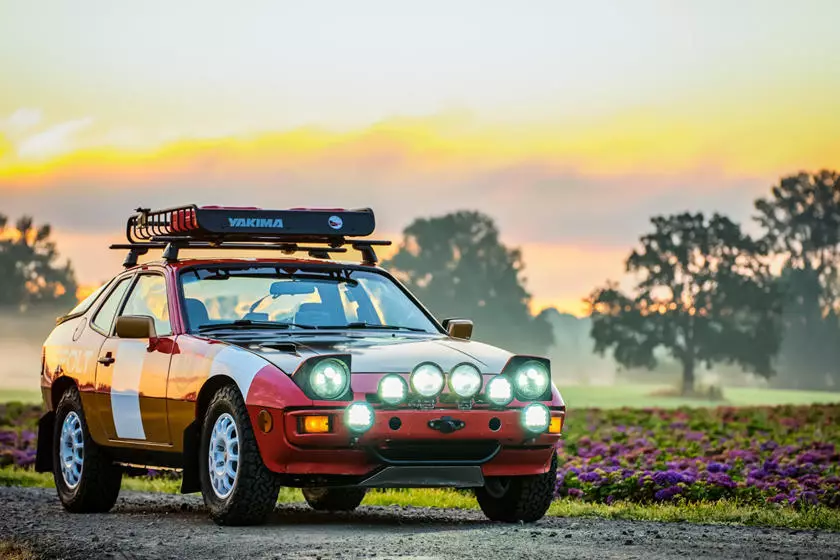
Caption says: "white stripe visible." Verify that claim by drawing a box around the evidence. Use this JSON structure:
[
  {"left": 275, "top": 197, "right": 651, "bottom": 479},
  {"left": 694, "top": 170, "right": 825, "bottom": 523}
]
[
  {"left": 110, "top": 342, "right": 147, "bottom": 440},
  {"left": 209, "top": 346, "right": 268, "bottom": 399}
]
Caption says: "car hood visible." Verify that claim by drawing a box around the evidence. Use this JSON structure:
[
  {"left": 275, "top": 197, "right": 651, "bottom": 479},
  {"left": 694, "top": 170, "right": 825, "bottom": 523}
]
[{"left": 243, "top": 333, "right": 514, "bottom": 374}]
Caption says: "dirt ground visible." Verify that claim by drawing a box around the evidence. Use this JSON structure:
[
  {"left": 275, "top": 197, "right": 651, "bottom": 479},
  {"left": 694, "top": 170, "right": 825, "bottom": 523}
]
[{"left": 2, "top": 487, "right": 838, "bottom": 560}]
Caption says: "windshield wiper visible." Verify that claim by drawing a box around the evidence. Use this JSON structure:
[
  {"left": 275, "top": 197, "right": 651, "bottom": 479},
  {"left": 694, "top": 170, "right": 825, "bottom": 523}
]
[
  {"left": 320, "top": 322, "right": 429, "bottom": 332},
  {"left": 196, "top": 320, "right": 318, "bottom": 333}
]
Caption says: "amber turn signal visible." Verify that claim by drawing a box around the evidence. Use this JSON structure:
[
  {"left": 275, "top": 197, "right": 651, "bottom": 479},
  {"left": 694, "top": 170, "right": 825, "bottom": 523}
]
[
  {"left": 549, "top": 416, "right": 563, "bottom": 434},
  {"left": 257, "top": 409, "right": 273, "bottom": 433},
  {"left": 300, "top": 415, "right": 331, "bottom": 434}
]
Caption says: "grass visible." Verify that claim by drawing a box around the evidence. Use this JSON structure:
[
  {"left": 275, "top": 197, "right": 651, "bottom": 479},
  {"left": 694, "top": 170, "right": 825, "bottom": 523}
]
[
  {"left": 0, "top": 389, "right": 41, "bottom": 404},
  {"left": 559, "top": 383, "right": 840, "bottom": 409},
  {"left": 3, "top": 467, "right": 838, "bottom": 531}
]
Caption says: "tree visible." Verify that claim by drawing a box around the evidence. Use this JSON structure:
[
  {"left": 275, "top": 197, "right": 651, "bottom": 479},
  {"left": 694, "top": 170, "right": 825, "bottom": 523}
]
[
  {"left": 0, "top": 214, "right": 78, "bottom": 310},
  {"left": 754, "top": 170, "right": 840, "bottom": 311},
  {"left": 587, "top": 212, "right": 781, "bottom": 395},
  {"left": 382, "top": 211, "right": 553, "bottom": 355},
  {"left": 754, "top": 170, "right": 840, "bottom": 389}
]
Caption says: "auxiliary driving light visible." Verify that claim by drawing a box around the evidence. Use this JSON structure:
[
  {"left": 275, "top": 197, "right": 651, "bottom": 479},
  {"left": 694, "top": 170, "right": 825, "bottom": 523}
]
[
  {"left": 309, "top": 358, "right": 350, "bottom": 400},
  {"left": 486, "top": 376, "right": 514, "bottom": 406},
  {"left": 378, "top": 374, "right": 408, "bottom": 405},
  {"left": 522, "top": 402, "right": 551, "bottom": 433},
  {"left": 449, "top": 363, "right": 482, "bottom": 399},
  {"left": 345, "top": 402, "right": 375, "bottom": 433},
  {"left": 410, "top": 363, "right": 445, "bottom": 398},
  {"left": 514, "top": 361, "right": 550, "bottom": 400}
]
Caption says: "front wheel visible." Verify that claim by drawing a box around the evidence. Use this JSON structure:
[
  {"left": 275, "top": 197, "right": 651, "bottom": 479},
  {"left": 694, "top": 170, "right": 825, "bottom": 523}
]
[
  {"left": 53, "top": 387, "right": 122, "bottom": 513},
  {"left": 302, "top": 487, "right": 367, "bottom": 511},
  {"left": 475, "top": 453, "right": 556, "bottom": 523},
  {"left": 199, "top": 385, "right": 281, "bottom": 526}
]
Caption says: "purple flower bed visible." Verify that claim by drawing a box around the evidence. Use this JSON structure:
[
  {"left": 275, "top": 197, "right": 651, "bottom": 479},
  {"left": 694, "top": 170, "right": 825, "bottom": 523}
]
[
  {"left": 555, "top": 404, "right": 840, "bottom": 508},
  {"left": 0, "top": 402, "right": 41, "bottom": 468},
  {"left": 3, "top": 399, "right": 839, "bottom": 509}
]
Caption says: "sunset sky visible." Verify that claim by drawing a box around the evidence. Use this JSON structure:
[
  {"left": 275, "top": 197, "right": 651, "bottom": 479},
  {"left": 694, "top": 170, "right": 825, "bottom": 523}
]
[{"left": 1, "top": 1, "right": 838, "bottom": 315}]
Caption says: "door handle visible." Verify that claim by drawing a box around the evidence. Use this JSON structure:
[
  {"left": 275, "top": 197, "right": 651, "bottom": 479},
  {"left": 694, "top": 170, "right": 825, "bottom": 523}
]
[{"left": 98, "top": 353, "right": 115, "bottom": 366}]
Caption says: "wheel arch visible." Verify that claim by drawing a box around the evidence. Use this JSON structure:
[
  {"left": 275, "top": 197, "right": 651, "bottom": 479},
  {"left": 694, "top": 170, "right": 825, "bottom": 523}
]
[
  {"left": 181, "top": 374, "right": 242, "bottom": 494},
  {"left": 50, "top": 376, "right": 79, "bottom": 410}
]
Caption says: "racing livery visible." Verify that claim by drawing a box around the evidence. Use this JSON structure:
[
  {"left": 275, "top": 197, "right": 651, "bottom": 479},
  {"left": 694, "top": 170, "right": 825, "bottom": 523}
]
[{"left": 36, "top": 205, "right": 566, "bottom": 525}]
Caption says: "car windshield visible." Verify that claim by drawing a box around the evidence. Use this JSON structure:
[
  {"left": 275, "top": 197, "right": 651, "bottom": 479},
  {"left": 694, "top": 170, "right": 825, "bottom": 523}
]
[{"left": 180, "top": 265, "right": 440, "bottom": 334}]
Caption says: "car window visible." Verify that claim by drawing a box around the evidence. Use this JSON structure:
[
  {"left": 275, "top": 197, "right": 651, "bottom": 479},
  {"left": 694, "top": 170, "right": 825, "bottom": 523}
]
[
  {"left": 180, "top": 266, "right": 439, "bottom": 332},
  {"left": 121, "top": 274, "right": 172, "bottom": 336},
  {"left": 66, "top": 280, "right": 111, "bottom": 317},
  {"left": 91, "top": 278, "right": 131, "bottom": 333}
]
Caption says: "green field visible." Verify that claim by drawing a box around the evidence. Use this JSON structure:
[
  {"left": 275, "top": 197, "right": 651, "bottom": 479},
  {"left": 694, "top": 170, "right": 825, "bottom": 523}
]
[
  {"left": 0, "top": 390, "right": 40, "bottom": 404},
  {"left": 5, "top": 384, "right": 840, "bottom": 409}
]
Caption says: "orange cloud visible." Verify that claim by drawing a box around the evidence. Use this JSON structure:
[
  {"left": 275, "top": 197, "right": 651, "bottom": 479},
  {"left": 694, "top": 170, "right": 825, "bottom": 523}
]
[{"left": 2, "top": 104, "right": 838, "bottom": 189}]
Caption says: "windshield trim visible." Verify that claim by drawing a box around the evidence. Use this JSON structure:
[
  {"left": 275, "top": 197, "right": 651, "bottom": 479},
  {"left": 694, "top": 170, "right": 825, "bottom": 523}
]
[{"left": 175, "top": 262, "right": 445, "bottom": 336}]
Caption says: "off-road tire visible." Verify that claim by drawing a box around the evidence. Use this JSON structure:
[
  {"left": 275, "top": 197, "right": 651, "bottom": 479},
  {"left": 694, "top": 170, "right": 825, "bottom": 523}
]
[
  {"left": 53, "top": 387, "right": 122, "bottom": 513},
  {"left": 302, "top": 487, "right": 367, "bottom": 511},
  {"left": 199, "top": 385, "right": 280, "bottom": 526},
  {"left": 475, "top": 453, "right": 556, "bottom": 523}
]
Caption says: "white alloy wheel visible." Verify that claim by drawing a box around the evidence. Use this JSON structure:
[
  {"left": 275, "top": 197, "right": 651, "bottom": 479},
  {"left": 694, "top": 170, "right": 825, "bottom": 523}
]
[
  {"left": 60, "top": 411, "right": 84, "bottom": 489},
  {"left": 208, "top": 413, "right": 240, "bottom": 499}
]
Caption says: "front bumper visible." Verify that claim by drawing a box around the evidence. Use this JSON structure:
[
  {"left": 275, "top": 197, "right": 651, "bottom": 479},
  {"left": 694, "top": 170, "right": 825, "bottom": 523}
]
[{"left": 247, "top": 405, "right": 563, "bottom": 484}]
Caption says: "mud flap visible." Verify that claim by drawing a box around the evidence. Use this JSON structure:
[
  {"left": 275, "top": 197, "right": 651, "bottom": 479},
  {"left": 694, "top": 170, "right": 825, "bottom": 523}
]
[
  {"left": 180, "top": 420, "right": 201, "bottom": 494},
  {"left": 35, "top": 411, "right": 55, "bottom": 473}
]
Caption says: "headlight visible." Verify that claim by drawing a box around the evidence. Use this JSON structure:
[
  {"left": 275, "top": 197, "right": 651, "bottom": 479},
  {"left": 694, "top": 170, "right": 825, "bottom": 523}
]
[
  {"left": 514, "top": 360, "right": 549, "bottom": 400},
  {"left": 378, "top": 374, "right": 408, "bottom": 405},
  {"left": 410, "top": 362, "right": 444, "bottom": 398},
  {"left": 345, "top": 402, "right": 375, "bottom": 433},
  {"left": 309, "top": 358, "right": 350, "bottom": 399},
  {"left": 449, "top": 363, "right": 482, "bottom": 399},
  {"left": 485, "top": 375, "right": 514, "bottom": 406},
  {"left": 522, "top": 402, "right": 550, "bottom": 433}
]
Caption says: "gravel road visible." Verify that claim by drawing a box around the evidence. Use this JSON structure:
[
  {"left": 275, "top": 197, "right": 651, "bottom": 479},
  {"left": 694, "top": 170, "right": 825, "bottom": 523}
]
[{"left": 1, "top": 487, "right": 838, "bottom": 560}]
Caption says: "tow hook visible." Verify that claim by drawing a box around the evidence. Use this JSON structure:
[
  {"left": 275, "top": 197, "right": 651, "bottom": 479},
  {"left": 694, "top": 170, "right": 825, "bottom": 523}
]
[{"left": 428, "top": 416, "right": 465, "bottom": 434}]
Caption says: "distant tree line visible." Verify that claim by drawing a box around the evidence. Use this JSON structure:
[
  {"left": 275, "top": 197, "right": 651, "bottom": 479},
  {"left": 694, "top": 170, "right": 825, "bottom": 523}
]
[
  {"left": 588, "top": 170, "right": 840, "bottom": 393},
  {"left": 6, "top": 170, "right": 839, "bottom": 394}
]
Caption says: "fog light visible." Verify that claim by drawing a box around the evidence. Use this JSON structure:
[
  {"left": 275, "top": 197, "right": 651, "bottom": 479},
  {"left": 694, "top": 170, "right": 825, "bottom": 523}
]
[
  {"left": 379, "top": 374, "right": 408, "bottom": 405},
  {"left": 549, "top": 415, "right": 563, "bottom": 434},
  {"left": 345, "top": 402, "right": 375, "bottom": 433},
  {"left": 486, "top": 376, "right": 514, "bottom": 406},
  {"left": 522, "top": 403, "right": 550, "bottom": 433},
  {"left": 299, "top": 415, "right": 331, "bottom": 434}
]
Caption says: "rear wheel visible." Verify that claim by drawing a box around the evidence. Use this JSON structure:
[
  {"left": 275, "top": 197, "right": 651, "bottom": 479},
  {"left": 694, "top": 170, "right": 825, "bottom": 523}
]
[
  {"left": 302, "top": 487, "right": 367, "bottom": 511},
  {"left": 475, "top": 453, "right": 556, "bottom": 523},
  {"left": 199, "top": 385, "right": 280, "bottom": 526},
  {"left": 53, "top": 387, "right": 122, "bottom": 513}
]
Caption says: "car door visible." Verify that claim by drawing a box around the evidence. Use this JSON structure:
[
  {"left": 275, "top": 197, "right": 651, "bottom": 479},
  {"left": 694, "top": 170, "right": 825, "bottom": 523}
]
[{"left": 94, "top": 271, "right": 175, "bottom": 446}]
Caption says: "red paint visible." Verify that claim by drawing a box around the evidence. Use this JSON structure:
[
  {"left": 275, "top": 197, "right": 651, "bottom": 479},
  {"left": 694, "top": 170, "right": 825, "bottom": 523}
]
[{"left": 247, "top": 404, "right": 564, "bottom": 477}]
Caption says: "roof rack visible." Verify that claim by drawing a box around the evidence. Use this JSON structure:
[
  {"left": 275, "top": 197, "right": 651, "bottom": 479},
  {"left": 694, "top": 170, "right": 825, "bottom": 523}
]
[{"left": 110, "top": 205, "right": 392, "bottom": 267}]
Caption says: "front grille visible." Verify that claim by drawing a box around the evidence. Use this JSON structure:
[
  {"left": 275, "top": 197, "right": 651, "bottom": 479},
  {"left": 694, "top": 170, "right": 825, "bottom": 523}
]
[{"left": 369, "top": 440, "right": 500, "bottom": 465}]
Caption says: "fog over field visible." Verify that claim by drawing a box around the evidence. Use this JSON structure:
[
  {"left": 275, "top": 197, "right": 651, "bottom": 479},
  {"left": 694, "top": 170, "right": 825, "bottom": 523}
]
[
  {"left": 0, "top": 310, "right": 57, "bottom": 392},
  {"left": 0, "top": 306, "right": 782, "bottom": 395}
]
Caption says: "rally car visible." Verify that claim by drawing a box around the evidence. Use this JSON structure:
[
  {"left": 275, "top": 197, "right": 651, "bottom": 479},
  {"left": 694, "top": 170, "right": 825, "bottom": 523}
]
[{"left": 35, "top": 205, "right": 565, "bottom": 526}]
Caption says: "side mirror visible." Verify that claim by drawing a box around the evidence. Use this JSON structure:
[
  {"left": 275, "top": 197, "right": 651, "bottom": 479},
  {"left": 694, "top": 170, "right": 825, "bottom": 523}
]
[
  {"left": 442, "top": 318, "right": 473, "bottom": 340},
  {"left": 115, "top": 315, "right": 157, "bottom": 339}
]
